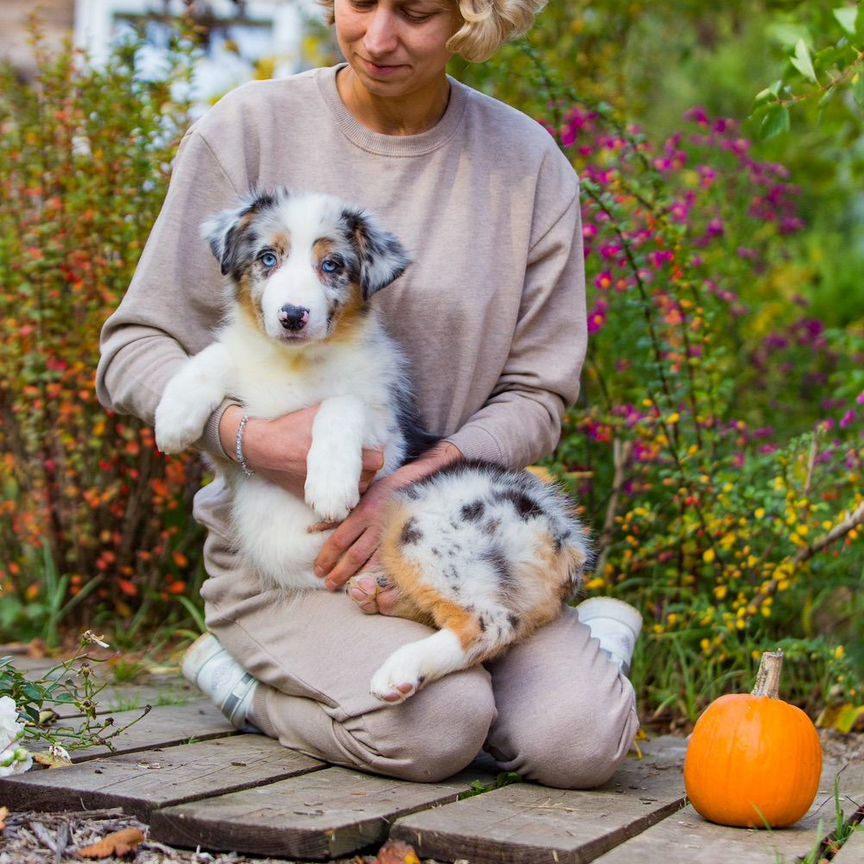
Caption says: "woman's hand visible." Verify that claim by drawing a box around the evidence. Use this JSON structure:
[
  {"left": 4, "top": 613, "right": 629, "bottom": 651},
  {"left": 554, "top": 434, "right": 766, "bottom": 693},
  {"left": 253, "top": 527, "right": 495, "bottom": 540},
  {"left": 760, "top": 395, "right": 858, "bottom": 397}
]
[
  {"left": 315, "top": 441, "right": 464, "bottom": 606},
  {"left": 219, "top": 404, "right": 384, "bottom": 498}
]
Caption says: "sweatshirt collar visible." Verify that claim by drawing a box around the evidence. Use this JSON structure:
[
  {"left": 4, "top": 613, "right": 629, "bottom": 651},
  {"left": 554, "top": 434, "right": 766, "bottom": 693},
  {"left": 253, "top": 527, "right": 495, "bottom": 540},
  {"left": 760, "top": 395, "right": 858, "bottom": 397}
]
[{"left": 317, "top": 64, "right": 467, "bottom": 156}]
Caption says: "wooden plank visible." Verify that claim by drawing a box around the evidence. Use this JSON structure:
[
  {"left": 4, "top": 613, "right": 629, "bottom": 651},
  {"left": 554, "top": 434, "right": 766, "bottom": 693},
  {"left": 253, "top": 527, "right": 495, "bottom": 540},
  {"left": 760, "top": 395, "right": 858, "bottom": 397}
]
[
  {"left": 0, "top": 735, "right": 325, "bottom": 818},
  {"left": 593, "top": 757, "right": 864, "bottom": 864},
  {"left": 390, "top": 736, "right": 689, "bottom": 864},
  {"left": 33, "top": 700, "right": 237, "bottom": 762},
  {"left": 48, "top": 683, "right": 198, "bottom": 718},
  {"left": 592, "top": 804, "right": 827, "bottom": 864},
  {"left": 150, "top": 763, "right": 495, "bottom": 860}
]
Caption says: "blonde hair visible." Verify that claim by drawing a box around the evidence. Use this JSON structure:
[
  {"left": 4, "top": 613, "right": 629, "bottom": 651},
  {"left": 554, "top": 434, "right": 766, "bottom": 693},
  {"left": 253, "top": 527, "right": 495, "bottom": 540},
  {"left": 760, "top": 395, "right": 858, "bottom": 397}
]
[
  {"left": 318, "top": 0, "right": 546, "bottom": 63},
  {"left": 448, "top": 0, "right": 546, "bottom": 62}
]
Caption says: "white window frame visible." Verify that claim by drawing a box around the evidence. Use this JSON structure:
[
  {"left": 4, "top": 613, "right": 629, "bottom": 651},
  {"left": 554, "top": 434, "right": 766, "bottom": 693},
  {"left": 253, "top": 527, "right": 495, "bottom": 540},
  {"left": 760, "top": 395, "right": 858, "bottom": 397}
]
[{"left": 73, "top": 0, "right": 307, "bottom": 68}]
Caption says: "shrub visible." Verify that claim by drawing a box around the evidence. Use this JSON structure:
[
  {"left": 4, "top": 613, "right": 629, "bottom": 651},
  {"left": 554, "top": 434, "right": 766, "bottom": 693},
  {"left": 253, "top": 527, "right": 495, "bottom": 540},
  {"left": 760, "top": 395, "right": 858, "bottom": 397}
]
[
  {"left": 0, "top": 28, "right": 206, "bottom": 645},
  {"left": 545, "top": 99, "right": 864, "bottom": 720}
]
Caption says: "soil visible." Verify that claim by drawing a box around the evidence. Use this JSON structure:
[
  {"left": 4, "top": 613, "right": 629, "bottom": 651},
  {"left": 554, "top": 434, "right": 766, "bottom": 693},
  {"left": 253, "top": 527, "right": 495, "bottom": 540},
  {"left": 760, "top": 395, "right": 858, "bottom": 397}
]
[{"left": 0, "top": 806, "right": 372, "bottom": 863}]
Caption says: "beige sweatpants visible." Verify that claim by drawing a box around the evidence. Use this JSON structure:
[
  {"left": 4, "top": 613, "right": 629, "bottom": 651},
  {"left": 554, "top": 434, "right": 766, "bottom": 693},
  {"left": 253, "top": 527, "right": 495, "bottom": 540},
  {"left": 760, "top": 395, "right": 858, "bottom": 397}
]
[{"left": 200, "top": 523, "right": 640, "bottom": 789}]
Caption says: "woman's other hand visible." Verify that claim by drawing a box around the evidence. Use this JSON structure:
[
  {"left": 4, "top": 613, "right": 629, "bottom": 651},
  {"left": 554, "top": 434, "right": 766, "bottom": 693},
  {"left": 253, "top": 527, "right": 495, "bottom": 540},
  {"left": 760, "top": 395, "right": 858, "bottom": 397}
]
[{"left": 314, "top": 441, "right": 463, "bottom": 605}]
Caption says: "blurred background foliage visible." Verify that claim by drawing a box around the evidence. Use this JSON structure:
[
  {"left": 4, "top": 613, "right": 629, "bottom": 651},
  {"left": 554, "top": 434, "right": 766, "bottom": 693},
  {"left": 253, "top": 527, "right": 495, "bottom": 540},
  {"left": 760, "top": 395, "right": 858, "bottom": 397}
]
[{"left": 0, "top": 0, "right": 862, "bottom": 728}]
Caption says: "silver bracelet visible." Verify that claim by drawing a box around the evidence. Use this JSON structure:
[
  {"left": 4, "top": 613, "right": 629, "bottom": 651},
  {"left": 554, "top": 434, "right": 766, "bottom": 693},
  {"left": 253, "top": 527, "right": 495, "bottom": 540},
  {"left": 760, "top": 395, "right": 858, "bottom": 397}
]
[{"left": 234, "top": 414, "right": 255, "bottom": 478}]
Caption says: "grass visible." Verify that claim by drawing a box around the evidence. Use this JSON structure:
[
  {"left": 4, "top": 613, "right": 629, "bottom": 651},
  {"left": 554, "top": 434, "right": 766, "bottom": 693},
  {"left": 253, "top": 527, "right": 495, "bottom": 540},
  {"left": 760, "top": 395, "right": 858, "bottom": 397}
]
[{"left": 774, "top": 774, "right": 864, "bottom": 864}]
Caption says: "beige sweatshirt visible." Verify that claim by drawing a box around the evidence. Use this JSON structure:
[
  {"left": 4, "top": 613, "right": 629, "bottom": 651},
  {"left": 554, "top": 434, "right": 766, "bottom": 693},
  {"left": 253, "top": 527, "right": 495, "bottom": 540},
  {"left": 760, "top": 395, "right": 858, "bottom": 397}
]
[{"left": 96, "top": 65, "right": 587, "bottom": 557}]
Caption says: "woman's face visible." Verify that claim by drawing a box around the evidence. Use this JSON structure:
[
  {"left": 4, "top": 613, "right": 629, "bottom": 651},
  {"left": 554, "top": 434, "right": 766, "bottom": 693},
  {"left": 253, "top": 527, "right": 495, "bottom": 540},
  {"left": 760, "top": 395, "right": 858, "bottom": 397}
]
[{"left": 334, "top": 0, "right": 459, "bottom": 102}]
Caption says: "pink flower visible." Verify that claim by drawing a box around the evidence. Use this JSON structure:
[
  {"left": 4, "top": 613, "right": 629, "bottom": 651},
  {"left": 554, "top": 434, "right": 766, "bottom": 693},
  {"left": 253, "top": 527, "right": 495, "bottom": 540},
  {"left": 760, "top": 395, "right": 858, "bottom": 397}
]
[
  {"left": 649, "top": 250, "right": 675, "bottom": 269},
  {"left": 587, "top": 299, "right": 609, "bottom": 335},
  {"left": 685, "top": 107, "right": 710, "bottom": 127},
  {"left": 594, "top": 271, "right": 613, "bottom": 291}
]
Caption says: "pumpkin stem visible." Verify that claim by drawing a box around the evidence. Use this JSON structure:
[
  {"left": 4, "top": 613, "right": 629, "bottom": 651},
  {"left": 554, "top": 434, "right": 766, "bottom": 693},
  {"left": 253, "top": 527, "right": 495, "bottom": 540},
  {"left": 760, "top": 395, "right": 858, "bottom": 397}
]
[{"left": 752, "top": 650, "right": 784, "bottom": 698}]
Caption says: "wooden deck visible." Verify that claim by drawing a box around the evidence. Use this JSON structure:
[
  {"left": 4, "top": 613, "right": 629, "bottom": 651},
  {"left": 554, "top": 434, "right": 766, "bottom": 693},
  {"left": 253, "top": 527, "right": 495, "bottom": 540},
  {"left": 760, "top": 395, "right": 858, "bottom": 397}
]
[{"left": 1, "top": 679, "right": 862, "bottom": 863}]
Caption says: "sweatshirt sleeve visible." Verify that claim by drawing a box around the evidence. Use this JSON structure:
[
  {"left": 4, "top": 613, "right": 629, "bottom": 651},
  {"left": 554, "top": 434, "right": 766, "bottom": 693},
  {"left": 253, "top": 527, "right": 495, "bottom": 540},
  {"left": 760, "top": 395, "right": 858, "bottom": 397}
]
[
  {"left": 95, "top": 123, "right": 245, "bottom": 455},
  {"left": 445, "top": 177, "right": 587, "bottom": 468}
]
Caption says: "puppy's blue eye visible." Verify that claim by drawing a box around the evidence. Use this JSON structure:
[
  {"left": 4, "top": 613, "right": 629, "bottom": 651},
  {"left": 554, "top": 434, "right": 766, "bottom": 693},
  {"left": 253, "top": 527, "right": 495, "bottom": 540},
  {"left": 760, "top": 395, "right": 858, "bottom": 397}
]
[
  {"left": 321, "top": 259, "right": 338, "bottom": 273},
  {"left": 260, "top": 252, "right": 278, "bottom": 268}
]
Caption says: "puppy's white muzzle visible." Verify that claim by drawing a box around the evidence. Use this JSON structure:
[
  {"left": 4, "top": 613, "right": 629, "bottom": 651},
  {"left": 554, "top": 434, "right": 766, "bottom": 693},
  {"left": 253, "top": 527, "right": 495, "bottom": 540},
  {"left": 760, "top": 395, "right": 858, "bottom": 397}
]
[{"left": 262, "top": 265, "right": 330, "bottom": 343}]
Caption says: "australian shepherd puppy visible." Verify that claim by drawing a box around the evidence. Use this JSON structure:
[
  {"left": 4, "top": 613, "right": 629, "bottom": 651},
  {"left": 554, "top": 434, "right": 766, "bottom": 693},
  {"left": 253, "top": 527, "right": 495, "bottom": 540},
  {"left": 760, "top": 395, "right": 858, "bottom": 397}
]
[{"left": 155, "top": 188, "right": 589, "bottom": 704}]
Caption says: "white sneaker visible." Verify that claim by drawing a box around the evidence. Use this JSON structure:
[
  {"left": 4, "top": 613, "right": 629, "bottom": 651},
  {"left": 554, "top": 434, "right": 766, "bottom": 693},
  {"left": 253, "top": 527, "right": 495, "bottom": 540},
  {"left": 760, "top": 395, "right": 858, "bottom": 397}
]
[
  {"left": 576, "top": 597, "right": 643, "bottom": 676},
  {"left": 182, "top": 633, "right": 259, "bottom": 731}
]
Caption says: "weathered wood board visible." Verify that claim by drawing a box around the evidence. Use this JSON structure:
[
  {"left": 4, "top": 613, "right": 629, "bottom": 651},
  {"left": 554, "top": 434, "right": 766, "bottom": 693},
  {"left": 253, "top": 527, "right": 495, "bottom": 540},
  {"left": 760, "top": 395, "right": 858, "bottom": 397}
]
[
  {"left": 150, "top": 764, "right": 496, "bottom": 860},
  {"left": 390, "top": 737, "right": 689, "bottom": 864},
  {"left": 0, "top": 735, "right": 324, "bottom": 818},
  {"left": 591, "top": 803, "right": 829, "bottom": 864},
  {"left": 593, "top": 757, "right": 864, "bottom": 864},
  {"left": 31, "top": 700, "right": 237, "bottom": 762}
]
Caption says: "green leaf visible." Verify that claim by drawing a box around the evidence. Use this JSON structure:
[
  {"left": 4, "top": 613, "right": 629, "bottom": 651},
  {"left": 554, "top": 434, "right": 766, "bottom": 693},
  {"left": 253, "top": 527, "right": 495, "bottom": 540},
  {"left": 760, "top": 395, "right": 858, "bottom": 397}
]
[
  {"left": 833, "top": 6, "right": 858, "bottom": 36},
  {"left": 791, "top": 39, "right": 818, "bottom": 83},
  {"left": 766, "top": 23, "right": 812, "bottom": 49},
  {"left": 818, "top": 87, "right": 836, "bottom": 109},
  {"left": 755, "top": 79, "right": 783, "bottom": 103},
  {"left": 759, "top": 104, "right": 791, "bottom": 140},
  {"left": 855, "top": 71, "right": 864, "bottom": 107}
]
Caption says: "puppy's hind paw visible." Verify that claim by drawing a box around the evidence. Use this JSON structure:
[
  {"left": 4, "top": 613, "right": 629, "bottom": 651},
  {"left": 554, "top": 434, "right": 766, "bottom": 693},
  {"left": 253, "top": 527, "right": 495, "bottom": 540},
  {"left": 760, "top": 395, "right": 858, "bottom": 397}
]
[{"left": 370, "top": 651, "right": 426, "bottom": 704}]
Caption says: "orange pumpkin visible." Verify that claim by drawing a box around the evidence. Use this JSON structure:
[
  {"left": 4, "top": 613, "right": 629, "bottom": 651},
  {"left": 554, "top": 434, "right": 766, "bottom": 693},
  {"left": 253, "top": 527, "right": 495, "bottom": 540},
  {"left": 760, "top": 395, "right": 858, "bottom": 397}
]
[{"left": 684, "top": 650, "right": 823, "bottom": 828}]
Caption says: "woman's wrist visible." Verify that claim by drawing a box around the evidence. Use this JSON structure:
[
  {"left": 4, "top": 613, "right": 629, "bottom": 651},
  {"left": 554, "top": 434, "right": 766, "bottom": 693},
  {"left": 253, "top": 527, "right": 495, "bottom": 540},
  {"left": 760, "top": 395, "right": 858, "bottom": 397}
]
[
  {"left": 218, "top": 405, "right": 244, "bottom": 463},
  {"left": 391, "top": 440, "right": 463, "bottom": 486}
]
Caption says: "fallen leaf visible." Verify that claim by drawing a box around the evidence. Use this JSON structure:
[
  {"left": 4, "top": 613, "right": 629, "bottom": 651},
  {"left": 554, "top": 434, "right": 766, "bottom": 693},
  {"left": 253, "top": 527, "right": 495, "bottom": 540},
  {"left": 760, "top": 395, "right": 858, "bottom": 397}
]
[
  {"left": 816, "top": 703, "right": 864, "bottom": 734},
  {"left": 33, "top": 751, "right": 73, "bottom": 769},
  {"left": 375, "top": 840, "right": 421, "bottom": 864},
  {"left": 77, "top": 827, "right": 145, "bottom": 859},
  {"left": 0, "top": 806, "right": 8, "bottom": 832},
  {"left": 28, "top": 638, "right": 47, "bottom": 659},
  {"left": 38, "top": 708, "right": 60, "bottom": 726}
]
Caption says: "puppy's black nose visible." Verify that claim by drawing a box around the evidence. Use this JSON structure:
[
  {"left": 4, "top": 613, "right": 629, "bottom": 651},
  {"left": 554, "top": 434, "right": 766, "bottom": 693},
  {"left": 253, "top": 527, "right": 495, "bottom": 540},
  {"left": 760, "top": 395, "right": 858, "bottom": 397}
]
[{"left": 279, "top": 304, "right": 309, "bottom": 332}]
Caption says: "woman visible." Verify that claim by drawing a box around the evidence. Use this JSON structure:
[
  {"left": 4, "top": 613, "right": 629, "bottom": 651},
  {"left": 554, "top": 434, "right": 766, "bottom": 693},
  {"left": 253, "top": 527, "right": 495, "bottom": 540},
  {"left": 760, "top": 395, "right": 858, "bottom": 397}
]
[{"left": 97, "top": 0, "right": 641, "bottom": 788}]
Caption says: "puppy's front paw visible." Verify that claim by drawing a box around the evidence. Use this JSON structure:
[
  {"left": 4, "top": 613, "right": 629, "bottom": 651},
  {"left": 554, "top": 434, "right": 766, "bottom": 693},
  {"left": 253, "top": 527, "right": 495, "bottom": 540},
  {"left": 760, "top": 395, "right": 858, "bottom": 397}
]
[
  {"left": 370, "top": 645, "right": 426, "bottom": 704},
  {"left": 304, "top": 471, "right": 360, "bottom": 523},
  {"left": 155, "top": 393, "right": 207, "bottom": 454}
]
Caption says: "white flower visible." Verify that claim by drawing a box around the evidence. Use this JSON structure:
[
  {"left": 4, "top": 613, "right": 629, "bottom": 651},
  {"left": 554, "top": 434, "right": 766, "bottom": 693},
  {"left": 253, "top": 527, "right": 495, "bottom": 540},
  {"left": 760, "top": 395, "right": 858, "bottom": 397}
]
[
  {"left": 0, "top": 746, "right": 33, "bottom": 777},
  {"left": 0, "top": 695, "right": 24, "bottom": 743},
  {"left": 0, "top": 695, "right": 32, "bottom": 776}
]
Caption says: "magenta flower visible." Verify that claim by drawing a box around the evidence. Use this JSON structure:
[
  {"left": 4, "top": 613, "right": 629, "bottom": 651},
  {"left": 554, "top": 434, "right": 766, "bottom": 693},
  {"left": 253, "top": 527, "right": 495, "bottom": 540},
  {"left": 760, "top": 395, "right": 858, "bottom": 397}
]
[
  {"left": 706, "top": 219, "right": 725, "bottom": 238},
  {"left": 594, "top": 271, "right": 613, "bottom": 291},
  {"left": 684, "top": 107, "right": 710, "bottom": 126},
  {"left": 588, "top": 299, "right": 609, "bottom": 335},
  {"left": 649, "top": 250, "right": 675, "bottom": 269}
]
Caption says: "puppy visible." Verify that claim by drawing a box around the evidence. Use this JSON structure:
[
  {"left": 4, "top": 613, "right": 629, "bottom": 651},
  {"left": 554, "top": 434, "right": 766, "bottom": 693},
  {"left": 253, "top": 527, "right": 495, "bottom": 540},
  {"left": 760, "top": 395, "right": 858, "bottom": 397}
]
[{"left": 155, "top": 188, "right": 589, "bottom": 703}]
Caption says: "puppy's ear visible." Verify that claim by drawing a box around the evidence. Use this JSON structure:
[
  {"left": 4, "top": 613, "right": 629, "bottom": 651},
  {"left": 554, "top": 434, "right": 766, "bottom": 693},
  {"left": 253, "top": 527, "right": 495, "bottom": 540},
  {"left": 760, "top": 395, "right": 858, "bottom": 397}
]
[
  {"left": 202, "top": 190, "right": 279, "bottom": 277},
  {"left": 340, "top": 208, "right": 411, "bottom": 299},
  {"left": 201, "top": 208, "right": 243, "bottom": 276}
]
